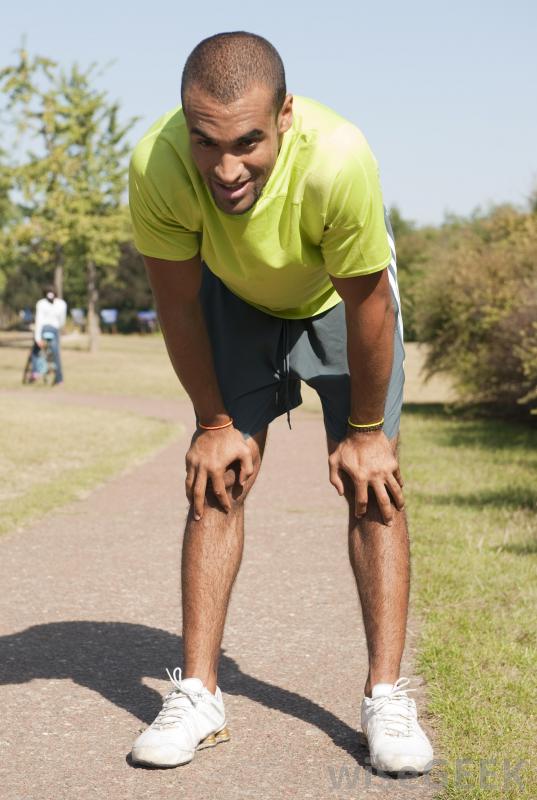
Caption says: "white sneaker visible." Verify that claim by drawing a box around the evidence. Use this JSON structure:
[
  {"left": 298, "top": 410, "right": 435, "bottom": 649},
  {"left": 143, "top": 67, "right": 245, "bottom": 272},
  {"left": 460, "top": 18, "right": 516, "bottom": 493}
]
[
  {"left": 131, "top": 667, "right": 230, "bottom": 768},
  {"left": 361, "top": 677, "right": 433, "bottom": 774}
]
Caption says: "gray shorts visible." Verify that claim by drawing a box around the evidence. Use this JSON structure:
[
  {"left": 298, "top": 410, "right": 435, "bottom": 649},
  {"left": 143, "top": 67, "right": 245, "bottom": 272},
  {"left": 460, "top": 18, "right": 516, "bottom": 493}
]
[{"left": 199, "top": 211, "right": 405, "bottom": 442}]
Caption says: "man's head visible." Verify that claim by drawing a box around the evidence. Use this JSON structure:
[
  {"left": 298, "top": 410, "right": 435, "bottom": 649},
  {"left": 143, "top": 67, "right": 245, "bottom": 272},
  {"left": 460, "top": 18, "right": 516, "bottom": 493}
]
[
  {"left": 43, "top": 285, "right": 56, "bottom": 303},
  {"left": 181, "top": 32, "right": 293, "bottom": 215}
]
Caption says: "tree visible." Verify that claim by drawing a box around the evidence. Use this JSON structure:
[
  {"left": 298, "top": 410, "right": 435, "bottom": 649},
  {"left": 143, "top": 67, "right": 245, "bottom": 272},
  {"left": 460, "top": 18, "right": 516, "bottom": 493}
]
[
  {"left": 388, "top": 205, "right": 438, "bottom": 341},
  {"left": 0, "top": 147, "right": 19, "bottom": 310},
  {"left": 0, "top": 48, "right": 137, "bottom": 350}
]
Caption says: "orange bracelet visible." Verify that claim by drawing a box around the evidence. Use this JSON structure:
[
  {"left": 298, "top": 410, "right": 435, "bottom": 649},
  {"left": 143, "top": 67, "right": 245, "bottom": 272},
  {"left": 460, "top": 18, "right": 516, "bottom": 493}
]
[{"left": 198, "top": 418, "right": 233, "bottom": 431}]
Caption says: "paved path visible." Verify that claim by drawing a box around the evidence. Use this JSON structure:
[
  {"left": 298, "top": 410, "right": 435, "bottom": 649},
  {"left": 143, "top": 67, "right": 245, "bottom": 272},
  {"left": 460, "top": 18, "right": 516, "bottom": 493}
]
[{"left": 0, "top": 395, "right": 439, "bottom": 800}]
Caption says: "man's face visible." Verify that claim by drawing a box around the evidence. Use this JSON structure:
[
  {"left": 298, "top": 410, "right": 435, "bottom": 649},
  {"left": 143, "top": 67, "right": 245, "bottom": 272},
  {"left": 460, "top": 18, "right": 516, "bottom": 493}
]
[{"left": 184, "top": 84, "right": 293, "bottom": 215}]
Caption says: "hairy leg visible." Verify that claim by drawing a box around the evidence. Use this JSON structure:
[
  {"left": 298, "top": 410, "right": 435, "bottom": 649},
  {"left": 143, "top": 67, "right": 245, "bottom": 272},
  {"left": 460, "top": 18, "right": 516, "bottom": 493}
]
[
  {"left": 328, "top": 433, "right": 410, "bottom": 698},
  {"left": 181, "top": 427, "right": 267, "bottom": 694}
]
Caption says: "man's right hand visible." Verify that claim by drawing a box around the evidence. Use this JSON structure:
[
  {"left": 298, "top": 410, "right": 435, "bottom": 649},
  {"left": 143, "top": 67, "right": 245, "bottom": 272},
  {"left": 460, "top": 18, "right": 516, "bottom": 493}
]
[{"left": 185, "top": 426, "right": 254, "bottom": 519}]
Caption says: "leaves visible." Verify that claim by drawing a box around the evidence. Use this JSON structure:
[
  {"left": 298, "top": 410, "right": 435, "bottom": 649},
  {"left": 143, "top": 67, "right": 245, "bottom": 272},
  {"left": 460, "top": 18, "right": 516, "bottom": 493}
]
[
  {"left": 0, "top": 46, "right": 137, "bottom": 337},
  {"left": 412, "top": 208, "right": 537, "bottom": 417}
]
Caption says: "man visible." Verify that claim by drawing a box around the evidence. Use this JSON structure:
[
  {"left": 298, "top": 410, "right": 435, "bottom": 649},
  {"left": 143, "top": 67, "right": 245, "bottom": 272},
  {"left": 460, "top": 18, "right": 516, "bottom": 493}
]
[
  {"left": 128, "top": 32, "right": 433, "bottom": 775},
  {"left": 32, "top": 286, "right": 67, "bottom": 384}
]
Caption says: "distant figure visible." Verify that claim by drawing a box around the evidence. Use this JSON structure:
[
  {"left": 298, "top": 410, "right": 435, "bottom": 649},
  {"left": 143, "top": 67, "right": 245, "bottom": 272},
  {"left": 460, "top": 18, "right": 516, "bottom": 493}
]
[{"left": 31, "top": 286, "right": 67, "bottom": 384}]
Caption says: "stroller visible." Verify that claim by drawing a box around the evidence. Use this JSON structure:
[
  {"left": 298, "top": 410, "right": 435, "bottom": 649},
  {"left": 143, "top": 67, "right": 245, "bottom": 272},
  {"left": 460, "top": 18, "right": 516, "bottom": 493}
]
[{"left": 22, "top": 330, "right": 57, "bottom": 385}]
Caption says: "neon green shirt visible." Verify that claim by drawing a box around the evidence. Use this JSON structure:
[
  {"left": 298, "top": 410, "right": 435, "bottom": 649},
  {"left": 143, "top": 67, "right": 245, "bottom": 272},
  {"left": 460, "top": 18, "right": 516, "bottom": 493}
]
[{"left": 129, "top": 96, "right": 391, "bottom": 319}]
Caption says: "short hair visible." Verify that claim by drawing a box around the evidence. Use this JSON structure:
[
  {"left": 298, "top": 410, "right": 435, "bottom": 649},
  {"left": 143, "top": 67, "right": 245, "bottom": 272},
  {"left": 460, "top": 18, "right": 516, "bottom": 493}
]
[
  {"left": 181, "top": 32, "right": 287, "bottom": 114},
  {"left": 43, "top": 285, "right": 56, "bottom": 296}
]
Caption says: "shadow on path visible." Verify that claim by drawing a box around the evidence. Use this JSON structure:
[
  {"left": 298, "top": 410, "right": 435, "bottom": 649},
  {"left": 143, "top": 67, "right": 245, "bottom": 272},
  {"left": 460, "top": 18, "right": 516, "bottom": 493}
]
[{"left": 0, "top": 621, "right": 374, "bottom": 768}]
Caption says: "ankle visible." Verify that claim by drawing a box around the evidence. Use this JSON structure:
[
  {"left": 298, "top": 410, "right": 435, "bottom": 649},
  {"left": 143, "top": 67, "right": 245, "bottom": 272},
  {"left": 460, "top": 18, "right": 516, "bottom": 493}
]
[
  {"left": 183, "top": 668, "right": 217, "bottom": 695},
  {"left": 364, "top": 671, "right": 400, "bottom": 697}
]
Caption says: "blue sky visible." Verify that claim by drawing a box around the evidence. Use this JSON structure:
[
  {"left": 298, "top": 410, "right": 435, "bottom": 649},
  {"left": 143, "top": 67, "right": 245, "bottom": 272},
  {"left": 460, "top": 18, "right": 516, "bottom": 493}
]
[{"left": 2, "top": 0, "right": 536, "bottom": 225}]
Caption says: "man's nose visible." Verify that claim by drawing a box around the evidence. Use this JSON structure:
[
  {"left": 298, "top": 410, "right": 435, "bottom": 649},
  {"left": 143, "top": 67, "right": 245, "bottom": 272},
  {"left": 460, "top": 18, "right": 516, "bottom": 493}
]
[{"left": 213, "top": 153, "right": 243, "bottom": 185}]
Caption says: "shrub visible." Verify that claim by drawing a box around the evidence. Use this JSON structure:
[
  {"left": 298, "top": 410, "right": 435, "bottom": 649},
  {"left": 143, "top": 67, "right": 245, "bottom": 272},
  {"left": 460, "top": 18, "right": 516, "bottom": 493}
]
[{"left": 413, "top": 206, "right": 537, "bottom": 418}]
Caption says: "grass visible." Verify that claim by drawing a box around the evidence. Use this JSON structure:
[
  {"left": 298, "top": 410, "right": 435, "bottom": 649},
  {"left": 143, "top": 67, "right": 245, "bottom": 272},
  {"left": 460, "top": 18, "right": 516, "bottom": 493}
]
[
  {"left": 0, "top": 331, "right": 185, "bottom": 398},
  {"left": 0, "top": 394, "right": 179, "bottom": 537},
  {"left": 400, "top": 408, "right": 537, "bottom": 799},
  {"left": 0, "top": 332, "right": 183, "bottom": 536}
]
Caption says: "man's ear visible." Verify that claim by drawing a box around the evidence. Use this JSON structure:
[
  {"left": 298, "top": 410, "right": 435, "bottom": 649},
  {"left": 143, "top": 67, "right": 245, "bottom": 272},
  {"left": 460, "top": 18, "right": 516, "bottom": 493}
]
[{"left": 277, "top": 94, "right": 293, "bottom": 134}]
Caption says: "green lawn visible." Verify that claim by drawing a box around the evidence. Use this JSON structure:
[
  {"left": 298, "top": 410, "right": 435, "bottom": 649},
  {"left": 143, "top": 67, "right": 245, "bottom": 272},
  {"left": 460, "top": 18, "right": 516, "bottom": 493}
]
[
  {"left": 401, "top": 406, "right": 536, "bottom": 799},
  {"left": 0, "top": 394, "right": 179, "bottom": 537},
  {"left": 0, "top": 332, "right": 184, "bottom": 398}
]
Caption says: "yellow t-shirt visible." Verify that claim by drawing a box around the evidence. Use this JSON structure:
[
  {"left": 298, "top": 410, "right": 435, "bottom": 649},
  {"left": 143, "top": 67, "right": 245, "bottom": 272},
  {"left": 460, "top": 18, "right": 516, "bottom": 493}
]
[{"left": 129, "top": 96, "right": 391, "bottom": 319}]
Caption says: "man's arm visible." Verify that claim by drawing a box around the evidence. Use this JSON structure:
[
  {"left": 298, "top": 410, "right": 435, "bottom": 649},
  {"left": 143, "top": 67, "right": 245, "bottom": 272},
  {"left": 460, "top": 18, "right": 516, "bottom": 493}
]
[
  {"left": 144, "top": 254, "right": 254, "bottom": 517},
  {"left": 331, "top": 268, "right": 394, "bottom": 425},
  {"left": 327, "top": 268, "right": 404, "bottom": 525},
  {"left": 144, "top": 254, "right": 229, "bottom": 425}
]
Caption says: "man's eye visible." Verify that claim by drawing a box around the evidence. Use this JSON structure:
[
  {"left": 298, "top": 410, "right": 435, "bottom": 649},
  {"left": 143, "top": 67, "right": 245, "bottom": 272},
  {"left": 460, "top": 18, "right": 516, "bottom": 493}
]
[{"left": 197, "top": 140, "right": 214, "bottom": 148}]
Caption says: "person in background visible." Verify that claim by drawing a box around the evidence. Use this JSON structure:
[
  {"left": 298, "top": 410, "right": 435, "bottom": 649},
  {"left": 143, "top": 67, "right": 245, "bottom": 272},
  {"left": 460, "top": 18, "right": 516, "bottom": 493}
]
[{"left": 31, "top": 285, "right": 67, "bottom": 384}]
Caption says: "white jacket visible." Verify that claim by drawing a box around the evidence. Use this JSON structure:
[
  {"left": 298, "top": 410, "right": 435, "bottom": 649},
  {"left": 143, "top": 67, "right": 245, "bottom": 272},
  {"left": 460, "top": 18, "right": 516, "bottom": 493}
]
[{"left": 34, "top": 297, "right": 67, "bottom": 343}]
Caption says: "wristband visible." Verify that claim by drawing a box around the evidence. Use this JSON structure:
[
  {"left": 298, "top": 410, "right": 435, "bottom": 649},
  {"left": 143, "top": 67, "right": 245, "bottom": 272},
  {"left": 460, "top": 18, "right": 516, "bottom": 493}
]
[
  {"left": 198, "top": 418, "right": 233, "bottom": 431},
  {"left": 347, "top": 416, "right": 384, "bottom": 432}
]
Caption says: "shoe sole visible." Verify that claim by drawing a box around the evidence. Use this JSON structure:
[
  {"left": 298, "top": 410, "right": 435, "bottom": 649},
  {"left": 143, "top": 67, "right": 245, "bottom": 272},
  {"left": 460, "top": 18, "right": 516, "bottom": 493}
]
[
  {"left": 132, "top": 726, "right": 231, "bottom": 768},
  {"left": 197, "top": 726, "right": 231, "bottom": 751}
]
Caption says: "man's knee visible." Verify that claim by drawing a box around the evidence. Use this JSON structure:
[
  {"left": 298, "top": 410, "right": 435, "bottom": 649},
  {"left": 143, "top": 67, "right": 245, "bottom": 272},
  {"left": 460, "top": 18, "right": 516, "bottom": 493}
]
[
  {"left": 205, "top": 428, "right": 266, "bottom": 510},
  {"left": 338, "top": 431, "right": 402, "bottom": 517},
  {"left": 205, "top": 458, "right": 261, "bottom": 509}
]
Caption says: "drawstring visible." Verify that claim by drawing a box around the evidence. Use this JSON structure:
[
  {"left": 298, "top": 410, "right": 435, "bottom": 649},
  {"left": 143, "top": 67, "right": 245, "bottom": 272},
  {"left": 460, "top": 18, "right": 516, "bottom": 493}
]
[{"left": 282, "top": 319, "right": 292, "bottom": 430}]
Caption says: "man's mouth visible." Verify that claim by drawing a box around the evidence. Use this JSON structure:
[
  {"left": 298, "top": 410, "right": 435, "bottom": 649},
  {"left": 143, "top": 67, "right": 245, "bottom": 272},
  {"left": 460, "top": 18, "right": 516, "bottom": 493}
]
[{"left": 212, "top": 178, "right": 252, "bottom": 202}]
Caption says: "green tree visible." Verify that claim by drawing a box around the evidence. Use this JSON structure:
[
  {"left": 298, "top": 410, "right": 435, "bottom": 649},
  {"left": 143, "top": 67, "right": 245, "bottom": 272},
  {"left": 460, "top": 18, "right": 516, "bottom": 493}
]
[
  {"left": 0, "top": 48, "right": 137, "bottom": 350},
  {"left": 388, "top": 205, "right": 438, "bottom": 341},
  {"left": 0, "top": 147, "right": 19, "bottom": 310},
  {"left": 413, "top": 205, "right": 537, "bottom": 418}
]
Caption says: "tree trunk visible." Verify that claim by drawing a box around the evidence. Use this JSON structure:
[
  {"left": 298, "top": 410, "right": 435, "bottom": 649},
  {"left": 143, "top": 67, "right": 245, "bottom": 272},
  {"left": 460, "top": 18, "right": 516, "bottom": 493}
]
[
  {"left": 87, "top": 259, "right": 99, "bottom": 354},
  {"left": 54, "top": 246, "right": 64, "bottom": 299}
]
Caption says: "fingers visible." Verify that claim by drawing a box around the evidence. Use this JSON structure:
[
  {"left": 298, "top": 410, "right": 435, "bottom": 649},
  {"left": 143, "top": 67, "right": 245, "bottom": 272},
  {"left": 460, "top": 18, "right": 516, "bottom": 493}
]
[
  {"left": 394, "top": 465, "right": 404, "bottom": 488},
  {"left": 364, "top": 475, "right": 405, "bottom": 526},
  {"left": 386, "top": 474, "right": 405, "bottom": 511},
  {"left": 209, "top": 472, "right": 231, "bottom": 514},
  {"left": 328, "top": 459, "right": 345, "bottom": 496},
  {"left": 371, "top": 481, "right": 395, "bottom": 526},
  {"left": 192, "top": 470, "right": 207, "bottom": 521},
  {"left": 238, "top": 450, "right": 255, "bottom": 486},
  {"left": 185, "top": 463, "right": 196, "bottom": 504},
  {"left": 354, "top": 476, "right": 369, "bottom": 518},
  {"left": 351, "top": 470, "right": 405, "bottom": 526}
]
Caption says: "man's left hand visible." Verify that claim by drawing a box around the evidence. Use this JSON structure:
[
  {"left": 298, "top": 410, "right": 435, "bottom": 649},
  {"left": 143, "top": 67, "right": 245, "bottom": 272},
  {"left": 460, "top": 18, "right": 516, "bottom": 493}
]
[{"left": 328, "top": 431, "right": 405, "bottom": 525}]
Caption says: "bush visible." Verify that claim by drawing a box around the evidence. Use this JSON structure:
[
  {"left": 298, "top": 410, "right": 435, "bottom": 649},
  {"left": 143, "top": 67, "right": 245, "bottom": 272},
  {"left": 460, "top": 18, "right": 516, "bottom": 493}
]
[
  {"left": 413, "top": 206, "right": 537, "bottom": 418},
  {"left": 389, "top": 206, "right": 439, "bottom": 342}
]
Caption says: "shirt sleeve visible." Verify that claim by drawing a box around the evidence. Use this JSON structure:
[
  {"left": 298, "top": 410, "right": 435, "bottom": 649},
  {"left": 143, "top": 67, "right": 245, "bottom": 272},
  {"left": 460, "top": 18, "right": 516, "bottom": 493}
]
[
  {"left": 128, "top": 146, "right": 201, "bottom": 262},
  {"left": 321, "top": 139, "right": 391, "bottom": 278},
  {"left": 58, "top": 300, "right": 67, "bottom": 329}
]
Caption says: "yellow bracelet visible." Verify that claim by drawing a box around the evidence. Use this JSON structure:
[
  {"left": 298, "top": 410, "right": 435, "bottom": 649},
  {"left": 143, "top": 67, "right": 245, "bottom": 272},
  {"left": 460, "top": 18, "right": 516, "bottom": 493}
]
[{"left": 347, "top": 416, "right": 384, "bottom": 429}]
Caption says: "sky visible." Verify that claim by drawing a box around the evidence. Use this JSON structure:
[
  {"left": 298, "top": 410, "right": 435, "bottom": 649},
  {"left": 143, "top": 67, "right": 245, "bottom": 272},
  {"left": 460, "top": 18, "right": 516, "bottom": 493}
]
[{"left": 1, "top": 0, "right": 536, "bottom": 225}]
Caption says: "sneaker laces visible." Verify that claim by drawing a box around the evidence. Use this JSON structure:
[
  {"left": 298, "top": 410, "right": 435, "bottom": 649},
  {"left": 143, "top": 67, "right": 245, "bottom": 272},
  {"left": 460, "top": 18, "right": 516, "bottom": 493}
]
[
  {"left": 152, "top": 667, "right": 206, "bottom": 730},
  {"left": 370, "top": 677, "right": 418, "bottom": 737}
]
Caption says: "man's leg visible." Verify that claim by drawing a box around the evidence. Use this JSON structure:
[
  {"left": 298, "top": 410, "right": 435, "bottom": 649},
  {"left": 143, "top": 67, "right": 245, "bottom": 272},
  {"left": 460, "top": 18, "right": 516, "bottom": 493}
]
[
  {"left": 181, "top": 427, "right": 268, "bottom": 694},
  {"left": 327, "top": 432, "right": 409, "bottom": 698}
]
